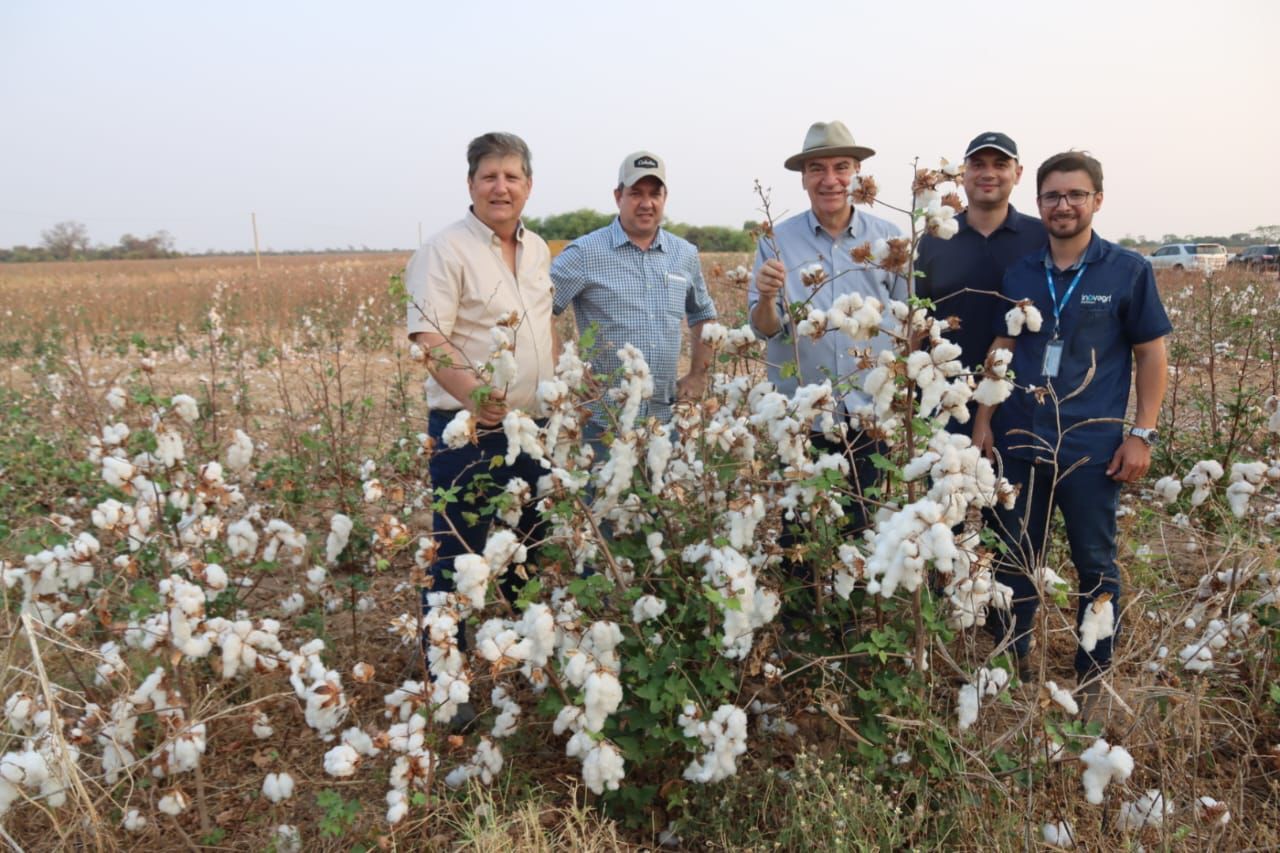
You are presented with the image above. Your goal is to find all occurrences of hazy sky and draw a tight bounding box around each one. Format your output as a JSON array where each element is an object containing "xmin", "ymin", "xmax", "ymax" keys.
[{"xmin": 2, "ymin": 0, "xmax": 1276, "ymax": 253}]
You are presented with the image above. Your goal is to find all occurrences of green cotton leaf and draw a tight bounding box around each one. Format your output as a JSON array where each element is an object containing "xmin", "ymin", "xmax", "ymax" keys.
[
  {"xmin": 869, "ymin": 452, "xmax": 900, "ymax": 474},
  {"xmin": 578, "ymin": 324, "xmax": 597, "ymax": 353},
  {"xmin": 489, "ymin": 454, "xmax": 506, "ymax": 469},
  {"xmin": 515, "ymin": 578, "xmax": 543, "ymax": 607},
  {"xmin": 780, "ymin": 360, "xmax": 798, "ymax": 379}
]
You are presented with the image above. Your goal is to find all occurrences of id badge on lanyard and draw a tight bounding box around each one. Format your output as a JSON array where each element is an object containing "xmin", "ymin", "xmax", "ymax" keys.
[
  {"xmin": 1043, "ymin": 262, "xmax": 1088, "ymax": 380},
  {"xmin": 1042, "ymin": 339, "xmax": 1064, "ymax": 378}
]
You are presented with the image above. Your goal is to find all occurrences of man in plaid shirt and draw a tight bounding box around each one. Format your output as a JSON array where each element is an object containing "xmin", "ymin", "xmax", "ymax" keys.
[{"xmin": 551, "ymin": 151, "xmax": 718, "ymax": 434}]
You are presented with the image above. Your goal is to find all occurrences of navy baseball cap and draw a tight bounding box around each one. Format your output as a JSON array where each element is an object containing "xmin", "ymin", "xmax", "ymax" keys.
[{"xmin": 964, "ymin": 132, "xmax": 1018, "ymax": 160}]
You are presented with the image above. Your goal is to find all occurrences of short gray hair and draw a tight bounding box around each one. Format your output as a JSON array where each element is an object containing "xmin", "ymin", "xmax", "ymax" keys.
[{"xmin": 466, "ymin": 132, "xmax": 532, "ymax": 180}]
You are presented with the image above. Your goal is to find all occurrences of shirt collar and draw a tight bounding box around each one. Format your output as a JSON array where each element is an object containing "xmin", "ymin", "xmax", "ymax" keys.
[
  {"xmin": 956, "ymin": 205, "xmax": 1027, "ymax": 236},
  {"xmin": 465, "ymin": 207, "xmax": 525, "ymax": 244},
  {"xmin": 1042, "ymin": 231, "xmax": 1104, "ymax": 271},
  {"xmin": 609, "ymin": 216, "xmax": 665, "ymax": 251},
  {"xmin": 805, "ymin": 207, "xmax": 858, "ymax": 239}
]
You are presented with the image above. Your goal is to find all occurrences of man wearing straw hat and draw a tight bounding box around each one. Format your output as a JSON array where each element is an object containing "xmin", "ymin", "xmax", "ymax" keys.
[{"xmin": 748, "ymin": 121, "xmax": 907, "ymax": 626}]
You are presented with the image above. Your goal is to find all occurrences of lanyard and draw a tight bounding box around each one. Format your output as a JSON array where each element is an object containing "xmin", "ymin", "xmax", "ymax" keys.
[{"xmin": 1045, "ymin": 262, "xmax": 1087, "ymax": 338}]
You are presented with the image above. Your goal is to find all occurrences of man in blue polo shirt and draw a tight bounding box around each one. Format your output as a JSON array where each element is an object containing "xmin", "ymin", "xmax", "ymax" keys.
[
  {"xmin": 916, "ymin": 131, "xmax": 1046, "ymax": 435},
  {"xmin": 551, "ymin": 151, "xmax": 718, "ymax": 437},
  {"xmin": 972, "ymin": 151, "xmax": 1170, "ymax": 710}
]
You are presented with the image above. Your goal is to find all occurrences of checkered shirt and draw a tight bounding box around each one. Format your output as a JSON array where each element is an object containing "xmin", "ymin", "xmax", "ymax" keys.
[{"xmin": 551, "ymin": 218, "xmax": 717, "ymax": 424}]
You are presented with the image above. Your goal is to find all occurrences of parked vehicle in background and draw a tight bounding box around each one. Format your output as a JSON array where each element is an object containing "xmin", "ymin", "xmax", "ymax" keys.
[
  {"xmin": 1228, "ymin": 244, "xmax": 1279, "ymax": 270},
  {"xmin": 1148, "ymin": 243, "xmax": 1229, "ymax": 272}
]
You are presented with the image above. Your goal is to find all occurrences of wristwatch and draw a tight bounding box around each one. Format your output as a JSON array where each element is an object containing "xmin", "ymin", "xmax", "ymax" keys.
[{"xmin": 1128, "ymin": 426, "xmax": 1159, "ymax": 446}]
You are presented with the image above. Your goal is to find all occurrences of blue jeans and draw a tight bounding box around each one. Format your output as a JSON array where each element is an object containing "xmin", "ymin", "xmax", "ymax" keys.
[
  {"xmin": 423, "ymin": 409, "xmax": 547, "ymax": 650},
  {"xmin": 986, "ymin": 455, "xmax": 1121, "ymax": 677}
]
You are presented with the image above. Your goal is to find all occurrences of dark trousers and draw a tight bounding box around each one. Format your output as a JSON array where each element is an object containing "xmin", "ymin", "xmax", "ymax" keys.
[
  {"xmin": 986, "ymin": 455, "xmax": 1121, "ymax": 677},
  {"xmin": 423, "ymin": 409, "xmax": 547, "ymax": 650},
  {"xmin": 781, "ymin": 427, "xmax": 885, "ymax": 619}
]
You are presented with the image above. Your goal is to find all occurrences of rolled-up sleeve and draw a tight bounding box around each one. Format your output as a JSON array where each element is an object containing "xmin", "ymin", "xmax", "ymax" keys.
[
  {"xmin": 685, "ymin": 258, "xmax": 718, "ymax": 325},
  {"xmin": 405, "ymin": 244, "xmax": 458, "ymax": 340}
]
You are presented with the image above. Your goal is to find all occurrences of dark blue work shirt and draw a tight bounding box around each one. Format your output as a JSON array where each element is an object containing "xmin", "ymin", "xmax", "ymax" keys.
[
  {"xmin": 991, "ymin": 233, "xmax": 1172, "ymax": 467},
  {"xmin": 915, "ymin": 206, "xmax": 1046, "ymax": 372}
]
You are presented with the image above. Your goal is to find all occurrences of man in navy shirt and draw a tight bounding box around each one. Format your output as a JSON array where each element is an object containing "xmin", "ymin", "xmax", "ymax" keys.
[
  {"xmin": 972, "ymin": 151, "xmax": 1170, "ymax": 713},
  {"xmin": 915, "ymin": 131, "xmax": 1046, "ymax": 435}
]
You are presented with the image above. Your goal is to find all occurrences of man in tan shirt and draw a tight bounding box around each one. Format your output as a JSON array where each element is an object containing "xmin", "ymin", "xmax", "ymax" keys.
[{"xmin": 406, "ymin": 131, "xmax": 556, "ymax": 688}]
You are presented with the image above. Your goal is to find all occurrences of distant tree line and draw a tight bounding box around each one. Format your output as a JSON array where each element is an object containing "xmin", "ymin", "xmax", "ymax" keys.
[
  {"xmin": 1118, "ymin": 225, "xmax": 1280, "ymax": 250},
  {"xmin": 0, "ymin": 221, "xmax": 180, "ymax": 262},
  {"xmin": 524, "ymin": 209, "xmax": 758, "ymax": 252}
]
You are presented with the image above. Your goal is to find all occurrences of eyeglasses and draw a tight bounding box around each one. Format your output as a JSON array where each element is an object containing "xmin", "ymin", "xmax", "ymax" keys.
[{"xmin": 1037, "ymin": 190, "xmax": 1096, "ymax": 208}]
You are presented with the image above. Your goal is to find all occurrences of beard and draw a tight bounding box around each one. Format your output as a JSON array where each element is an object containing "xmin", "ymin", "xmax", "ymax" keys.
[{"xmin": 1048, "ymin": 212, "xmax": 1090, "ymax": 240}]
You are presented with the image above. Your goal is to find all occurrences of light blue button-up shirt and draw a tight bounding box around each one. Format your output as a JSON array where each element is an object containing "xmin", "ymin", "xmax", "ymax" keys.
[
  {"xmin": 552, "ymin": 218, "xmax": 718, "ymax": 424},
  {"xmin": 748, "ymin": 207, "xmax": 906, "ymax": 412}
]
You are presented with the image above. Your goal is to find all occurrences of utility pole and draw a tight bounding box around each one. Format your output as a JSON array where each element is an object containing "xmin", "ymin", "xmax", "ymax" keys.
[{"xmin": 251, "ymin": 212, "xmax": 262, "ymax": 271}]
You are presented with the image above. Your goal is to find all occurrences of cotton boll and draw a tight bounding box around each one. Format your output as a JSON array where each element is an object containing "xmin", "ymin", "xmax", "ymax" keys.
[
  {"xmin": 252, "ymin": 712, "xmax": 274, "ymax": 739},
  {"xmin": 1042, "ymin": 820, "xmax": 1074, "ymax": 849},
  {"xmin": 280, "ymin": 593, "xmax": 305, "ymax": 616},
  {"xmin": 1225, "ymin": 480, "xmax": 1255, "ymax": 518},
  {"xmin": 1080, "ymin": 738, "xmax": 1134, "ymax": 804},
  {"xmin": 170, "ymin": 394, "xmax": 199, "ymax": 424},
  {"xmin": 323, "ymin": 744, "xmax": 360, "ymax": 777},
  {"xmin": 226, "ymin": 519, "xmax": 259, "ymax": 560},
  {"xmin": 226, "ymin": 429, "xmax": 254, "ymax": 473},
  {"xmin": 1078, "ymin": 596, "xmax": 1114, "ymax": 653},
  {"xmin": 1118, "ymin": 789, "xmax": 1172, "ymax": 830},
  {"xmin": 1183, "ymin": 460, "xmax": 1225, "ymax": 507},
  {"xmin": 386, "ymin": 788, "xmax": 409, "ymax": 824},
  {"xmin": 1195, "ymin": 795, "xmax": 1230, "ymax": 826},
  {"xmin": 274, "ymin": 825, "xmax": 302, "ymax": 853},
  {"xmin": 122, "ymin": 808, "xmax": 147, "ymax": 831},
  {"xmin": 1004, "ymin": 301, "xmax": 1042, "ymax": 336},
  {"xmin": 324, "ymin": 514, "xmax": 353, "ymax": 565},
  {"xmin": 679, "ymin": 704, "xmax": 750, "ymax": 783},
  {"xmin": 1153, "ymin": 476, "xmax": 1182, "ymax": 504},
  {"xmin": 583, "ymin": 671, "xmax": 623, "ymax": 733},
  {"xmin": 442, "ymin": 410, "xmax": 475, "ymax": 449},
  {"xmin": 956, "ymin": 684, "xmax": 979, "ymax": 731},
  {"xmin": 632, "ymin": 595, "xmax": 668, "ymax": 623},
  {"xmin": 1043, "ymin": 681, "xmax": 1079, "ymax": 715},
  {"xmin": 157, "ymin": 789, "xmax": 191, "ymax": 815},
  {"xmin": 578, "ymin": 740, "xmax": 625, "ymax": 795},
  {"xmin": 262, "ymin": 771, "xmax": 295, "ymax": 803}
]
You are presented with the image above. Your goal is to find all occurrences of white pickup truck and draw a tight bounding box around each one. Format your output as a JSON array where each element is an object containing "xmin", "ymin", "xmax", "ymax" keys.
[{"xmin": 1148, "ymin": 243, "xmax": 1229, "ymax": 273}]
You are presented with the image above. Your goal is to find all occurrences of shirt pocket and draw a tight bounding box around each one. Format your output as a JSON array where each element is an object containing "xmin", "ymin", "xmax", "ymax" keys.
[
  {"xmin": 1069, "ymin": 304, "xmax": 1115, "ymax": 364},
  {"xmin": 664, "ymin": 272, "xmax": 688, "ymax": 317}
]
